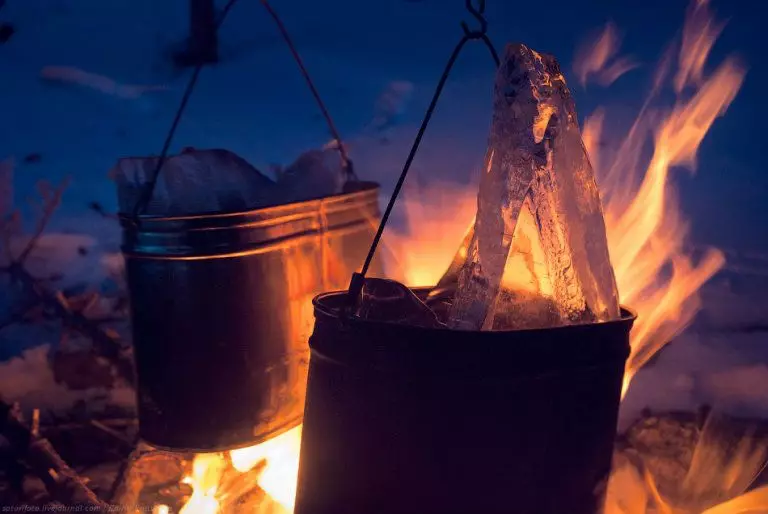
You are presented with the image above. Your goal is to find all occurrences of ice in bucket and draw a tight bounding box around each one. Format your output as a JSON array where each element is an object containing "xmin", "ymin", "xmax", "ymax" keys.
[{"xmin": 446, "ymin": 43, "xmax": 621, "ymax": 330}]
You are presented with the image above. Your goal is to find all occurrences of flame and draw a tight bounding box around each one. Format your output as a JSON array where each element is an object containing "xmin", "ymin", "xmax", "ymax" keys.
[
  {"xmin": 229, "ymin": 425, "xmax": 302, "ymax": 512},
  {"xmin": 179, "ymin": 453, "xmax": 225, "ymax": 514},
  {"xmin": 606, "ymin": 411, "xmax": 768, "ymax": 513},
  {"xmin": 172, "ymin": 2, "xmax": 759, "ymax": 513},
  {"xmin": 382, "ymin": 179, "xmax": 477, "ymax": 287},
  {"xmin": 594, "ymin": 0, "xmax": 745, "ymax": 396},
  {"xmin": 387, "ymin": 0, "xmax": 745, "ymax": 401},
  {"xmin": 573, "ymin": 21, "xmax": 639, "ymax": 87},
  {"xmin": 179, "ymin": 426, "xmax": 301, "ymax": 514}
]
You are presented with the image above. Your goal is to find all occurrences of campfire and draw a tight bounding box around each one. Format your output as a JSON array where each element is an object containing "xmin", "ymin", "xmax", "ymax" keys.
[
  {"xmin": 153, "ymin": 1, "xmax": 762, "ymax": 513},
  {"xmin": 0, "ymin": 0, "xmax": 763, "ymax": 513}
]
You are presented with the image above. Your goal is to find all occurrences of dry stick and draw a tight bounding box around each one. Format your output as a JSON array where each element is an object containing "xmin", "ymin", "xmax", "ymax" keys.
[
  {"xmin": 0, "ymin": 400, "xmax": 106, "ymax": 508},
  {"xmin": 89, "ymin": 420, "xmax": 135, "ymax": 449},
  {"xmin": 108, "ymin": 450, "xmax": 139, "ymax": 506}
]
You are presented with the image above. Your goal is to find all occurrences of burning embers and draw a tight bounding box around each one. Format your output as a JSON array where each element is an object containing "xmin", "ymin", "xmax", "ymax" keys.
[{"xmin": 176, "ymin": 426, "xmax": 302, "ymax": 513}]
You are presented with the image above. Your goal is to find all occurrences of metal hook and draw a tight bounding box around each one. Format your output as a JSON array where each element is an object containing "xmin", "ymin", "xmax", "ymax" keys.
[{"xmin": 461, "ymin": 0, "xmax": 488, "ymax": 38}]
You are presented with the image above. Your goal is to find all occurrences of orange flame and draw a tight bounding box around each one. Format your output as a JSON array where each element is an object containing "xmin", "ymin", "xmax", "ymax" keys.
[
  {"xmin": 179, "ymin": 453, "xmax": 225, "ymax": 514},
  {"xmin": 592, "ymin": 0, "xmax": 745, "ymax": 396},
  {"xmin": 179, "ymin": 426, "xmax": 301, "ymax": 514},
  {"xmin": 381, "ymin": 180, "xmax": 477, "ymax": 287},
  {"xmin": 173, "ymin": 2, "xmax": 758, "ymax": 513},
  {"xmin": 573, "ymin": 21, "xmax": 639, "ymax": 87},
  {"xmin": 606, "ymin": 411, "xmax": 768, "ymax": 513},
  {"xmin": 387, "ymin": 0, "xmax": 746, "ymax": 400},
  {"xmin": 229, "ymin": 425, "xmax": 302, "ymax": 512}
]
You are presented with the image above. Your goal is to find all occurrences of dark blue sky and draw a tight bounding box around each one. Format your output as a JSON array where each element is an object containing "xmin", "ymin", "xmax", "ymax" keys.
[
  {"xmin": 2, "ymin": 0, "xmax": 765, "ymax": 254},
  {"xmin": 339, "ymin": 0, "xmax": 766, "ymax": 254},
  {"xmin": 218, "ymin": 0, "xmax": 766, "ymax": 253}
]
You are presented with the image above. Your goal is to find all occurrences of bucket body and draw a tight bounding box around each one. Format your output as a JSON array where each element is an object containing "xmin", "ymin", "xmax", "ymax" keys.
[
  {"xmin": 295, "ymin": 290, "xmax": 635, "ymax": 514},
  {"xmin": 121, "ymin": 182, "xmax": 382, "ymax": 451}
]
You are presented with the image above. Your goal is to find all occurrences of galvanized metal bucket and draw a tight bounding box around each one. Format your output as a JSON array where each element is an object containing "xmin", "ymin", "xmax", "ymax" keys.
[
  {"xmin": 295, "ymin": 289, "xmax": 635, "ymax": 514},
  {"xmin": 121, "ymin": 181, "xmax": 382, "ymax": 452}
]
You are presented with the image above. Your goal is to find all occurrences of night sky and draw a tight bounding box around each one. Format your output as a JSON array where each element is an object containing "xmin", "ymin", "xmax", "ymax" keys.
[{"xmin": 1, "ymin": 0, "xmax": 766, "ymax": 254}]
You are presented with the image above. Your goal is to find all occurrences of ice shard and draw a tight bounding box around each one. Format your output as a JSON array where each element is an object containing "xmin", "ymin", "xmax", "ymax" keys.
[{"xmin": 448, "ymin": 43, "xmax": 620, "ymax": 330}]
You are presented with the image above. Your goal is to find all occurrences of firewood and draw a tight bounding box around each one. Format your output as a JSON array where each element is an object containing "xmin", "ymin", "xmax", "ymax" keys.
[
  {"xmin": 0, "ymin": 399, "xmax": 105, "ymax": 508},
  {"xmin": 110, "ymin": 443, "xmax": 186, "ymax": 509}
]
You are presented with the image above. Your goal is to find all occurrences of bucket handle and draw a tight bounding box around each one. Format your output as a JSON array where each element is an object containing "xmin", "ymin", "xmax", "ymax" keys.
[
  {"xmin": 348, "ymin": 0, "xmax": 500, "ymax": 305},
  {"xmin": 131, "ymin": 0, "xmax": 355, "ymax": 221}
]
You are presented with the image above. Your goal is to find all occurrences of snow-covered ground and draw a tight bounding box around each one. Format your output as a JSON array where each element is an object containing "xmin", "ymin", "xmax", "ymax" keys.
[{"xmin": 1, "ymin": 0, "xmax": 766, "ymax": 421}]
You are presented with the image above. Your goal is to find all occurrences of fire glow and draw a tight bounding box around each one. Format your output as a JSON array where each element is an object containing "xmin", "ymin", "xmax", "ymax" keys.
[{"xmin": 175, "ymin": 1, "xmax": 764, "ymax": 513}]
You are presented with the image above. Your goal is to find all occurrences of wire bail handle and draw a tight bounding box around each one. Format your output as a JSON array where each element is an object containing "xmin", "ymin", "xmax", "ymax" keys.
[
  {"xmin": 130, "ymin": 0, "xmax": 355, "ymax": 223},
  {"xmin": 347, "ymin": 0, "xmax": 500, "ymax": 306}
]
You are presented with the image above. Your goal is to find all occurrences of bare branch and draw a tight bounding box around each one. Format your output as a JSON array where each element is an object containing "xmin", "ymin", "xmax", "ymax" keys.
[
  {"xmin": 6, "ymin": 263, "xmax": 135, "ymax": 386},
  {"xmin": 89, "ymin": 419, "xmax": 134, "ymax": 449}
]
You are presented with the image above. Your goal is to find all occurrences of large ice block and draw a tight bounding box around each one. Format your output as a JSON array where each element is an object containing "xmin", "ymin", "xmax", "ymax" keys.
[
  {"xmin": 111, "ymin": 148, "xmax": 278, "ymax": 215},
  {"xmin": 274, "ymin": 145, "xmax": 347, "ymax": 203},
  {"xmin": 448, "ymin": 43, "xmax": 620, "ymax": 330}
]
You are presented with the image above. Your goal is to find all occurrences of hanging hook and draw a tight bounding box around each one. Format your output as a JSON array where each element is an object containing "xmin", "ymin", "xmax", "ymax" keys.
[{"xmin": 461, "ymin": 0, "xmax": 488, "ymax": 38}]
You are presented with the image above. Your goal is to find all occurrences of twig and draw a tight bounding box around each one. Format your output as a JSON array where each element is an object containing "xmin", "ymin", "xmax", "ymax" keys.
[
  {"xmin": 0, "ymin": 175, "xmax": 134, "ymax": 388},
  {"xmin": 108, "ymin": 457, "xmax": 136, "ymax": 506},
  {"xmin": 87, "ymin": 201, "xmax": 119, "ymax": 220},
  {"xmin": 89, "ymin": 419, "xmax": 134, "ymax": 449},
  {"xmin": 0, "ymin": 399, "xmax": 106, "ymax": 508},
  {"xmin": 31, "ymin": 409, "xmax": 39, "ymax": 437},
  {"xmin": 40, "ymin": 418, "xmax": 137, "ymax": 433}
]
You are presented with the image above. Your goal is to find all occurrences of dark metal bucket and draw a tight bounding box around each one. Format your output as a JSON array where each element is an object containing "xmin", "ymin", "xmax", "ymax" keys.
[
  {"xmin": 295, "ymin": 289, "xmax": 636, "ymax": 514},
  {"xmin": 120, "ymin": 182, "xmax": 382, "ymax": 452}
]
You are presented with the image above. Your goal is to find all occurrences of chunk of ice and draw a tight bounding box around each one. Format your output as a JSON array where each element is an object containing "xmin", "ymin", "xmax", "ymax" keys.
[
  {"xmin": 448, "ymin": 43, "xmax": 620, "ymax": 330},
  {"xmin": 111, "ymin": 148, "xmax": 278, "ymax": 216},
  {"xmin": 274, "ymin": 145, "xmax": 347, "ymax": 203}
]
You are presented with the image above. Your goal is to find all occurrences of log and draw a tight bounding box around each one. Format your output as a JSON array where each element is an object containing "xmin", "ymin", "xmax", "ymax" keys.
[{"xmin": 0, "ymin": 400, "xmax": 106, "ymax": 508}]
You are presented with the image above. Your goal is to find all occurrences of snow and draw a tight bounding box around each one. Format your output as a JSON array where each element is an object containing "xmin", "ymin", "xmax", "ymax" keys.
[
  {"xmin": 0, "ymin": 345, "xmax": 135, "ymax": 416},
  {"xmin": 620, "ymin": 330, "xmax": 768, "ymax": 431},
  {"xmin": 0, "ymin": 0, "xmax": 765, "ymax": 418}
]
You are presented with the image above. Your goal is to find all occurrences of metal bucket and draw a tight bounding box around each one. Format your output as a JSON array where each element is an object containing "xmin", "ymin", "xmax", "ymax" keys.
[
  {"xmin": 121, "ymin": 182, "xmax": 382, "ymax": 452},
  {"xmin": 295, "ymin": 289, "xmax": 636, "ymax": 514}
]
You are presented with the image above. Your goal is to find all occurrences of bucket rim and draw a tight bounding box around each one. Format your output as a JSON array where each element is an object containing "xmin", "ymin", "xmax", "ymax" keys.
[
  {"xmin": 313, "ymin": 287, "xmax": 637, "ymax": 335},
  {"xmin": 118, "ymin": 180, "xmax": 380, "ymax": 225}
]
